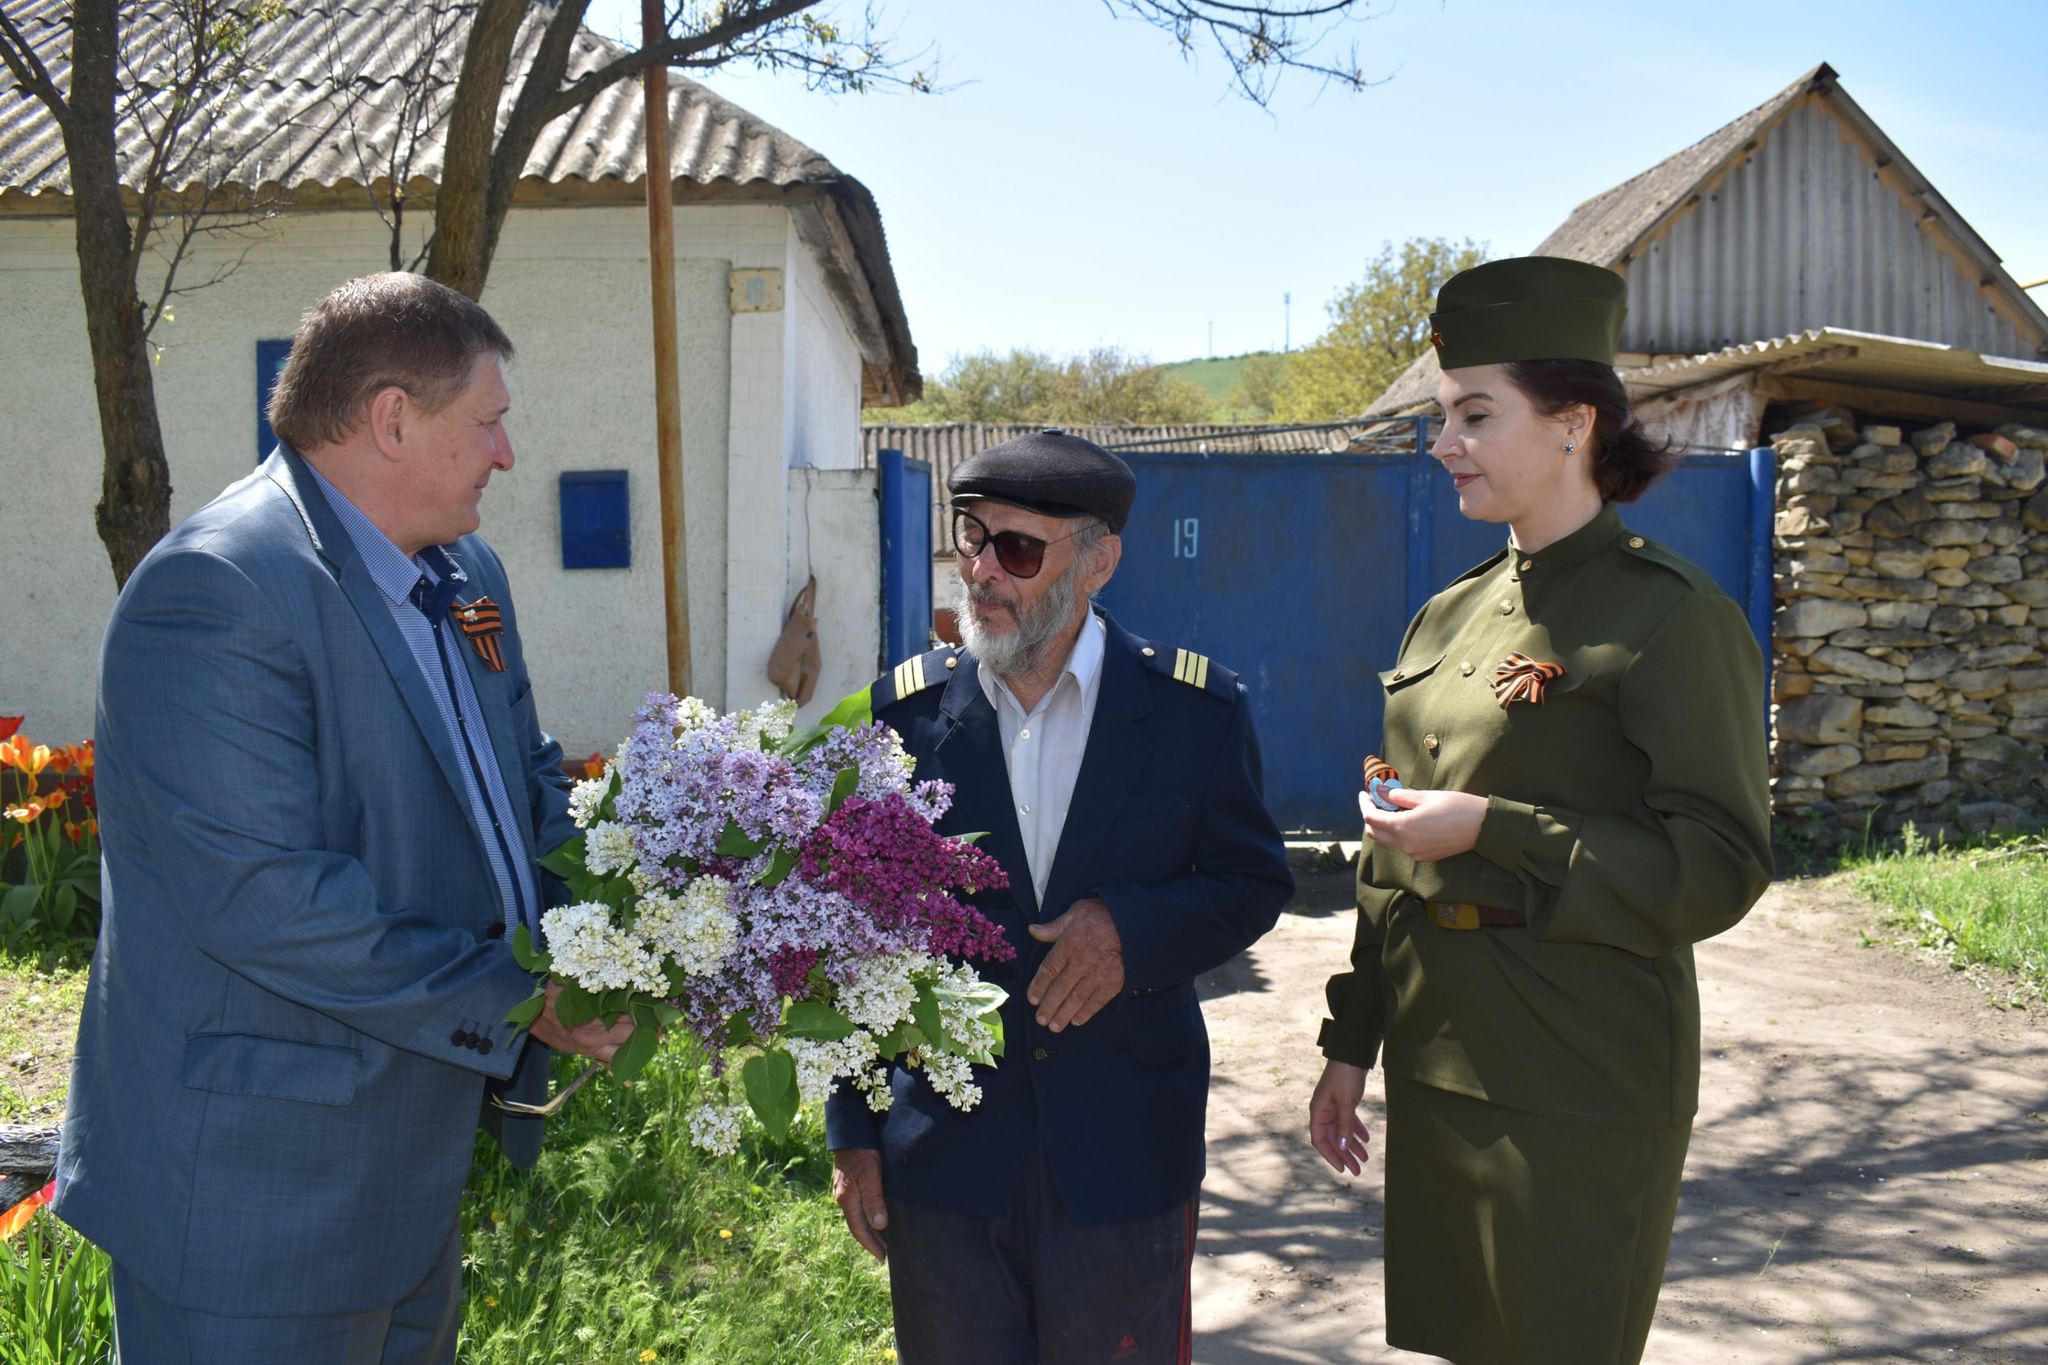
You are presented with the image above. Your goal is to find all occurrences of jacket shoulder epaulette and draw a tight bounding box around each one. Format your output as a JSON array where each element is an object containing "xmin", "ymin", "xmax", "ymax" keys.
[
  {"xmin": 1616, "ymin": 529, "xmax": 1723, "ymax": 598},
  {"xmin": 871, "ymin": 645, "xmax": 960, "ymax": 709},
  {"xmin": 1136, "ymin": 641, "xmax": 1240, "ymax": 700}
]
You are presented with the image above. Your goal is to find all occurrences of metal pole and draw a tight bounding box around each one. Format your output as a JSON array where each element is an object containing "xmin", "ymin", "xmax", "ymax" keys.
[{"xmin": 644, "ymin": 0, "xmax": 691, "ymax": 697}]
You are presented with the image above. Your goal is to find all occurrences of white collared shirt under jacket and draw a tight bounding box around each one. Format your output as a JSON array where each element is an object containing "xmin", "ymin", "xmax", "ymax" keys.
[{"xmin": 974, "ymin": 612, "xmax": 1107, "ymax": 907}]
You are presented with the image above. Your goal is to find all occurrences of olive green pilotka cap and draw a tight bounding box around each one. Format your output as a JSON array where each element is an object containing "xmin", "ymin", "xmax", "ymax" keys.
[{"xmin": 1428, "ymin": 256, "xmax": 1628, "ymax": 369}]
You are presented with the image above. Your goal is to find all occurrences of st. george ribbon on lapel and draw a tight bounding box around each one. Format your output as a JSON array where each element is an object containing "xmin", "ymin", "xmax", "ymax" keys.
[{"xmin": 453, "ymin": 597, "xmax": 507, "ymax": 672}]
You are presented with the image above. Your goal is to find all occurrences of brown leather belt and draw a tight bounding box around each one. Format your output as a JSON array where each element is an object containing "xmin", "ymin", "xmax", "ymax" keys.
[{"xmin": 1426, "ymin": 901, "xmax": 1526, "ymax": 931}]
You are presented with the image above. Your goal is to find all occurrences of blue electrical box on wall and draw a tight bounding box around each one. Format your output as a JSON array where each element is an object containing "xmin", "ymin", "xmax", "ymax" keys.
[
  {"xmin": 559, "ymin": 470, "xmax": 631, "ymax": 569},
  {"xmin": 256, "ymin": 338, "xmax": 293, "ymax": 459}
]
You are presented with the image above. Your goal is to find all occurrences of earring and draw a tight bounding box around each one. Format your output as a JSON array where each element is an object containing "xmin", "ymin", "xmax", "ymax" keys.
[{"xmin": 1563, "ymin": 441, "xmax": 1576, "ymax": 455}]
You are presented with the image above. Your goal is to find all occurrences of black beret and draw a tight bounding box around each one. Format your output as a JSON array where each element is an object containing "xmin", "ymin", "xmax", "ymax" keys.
[
  {"xmin": 948, "ymin": 429, "xmax": 1137, "ymax": 533},
  {"xmin": 1428, "ymin": 256, "xmax": 1627, "ymax": 370}
]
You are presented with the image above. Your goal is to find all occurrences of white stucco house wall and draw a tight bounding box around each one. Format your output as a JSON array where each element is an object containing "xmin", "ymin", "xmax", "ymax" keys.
[{"xmin": 0, "ymin": 1, "xmax": 921, "ymax": 756}]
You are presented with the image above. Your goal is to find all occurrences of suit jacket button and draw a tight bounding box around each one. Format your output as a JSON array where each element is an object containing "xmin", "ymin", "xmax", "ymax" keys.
[
  {"xmin": 451, "ymin": 1028, "xmax": 469, "ymax": 1047},
  {"xmin": 477, "ymin": 1037, "xmax": 495, "ymax": 1056},
  {"xmin": 486, "ymin": 921, "xmax": 507, "ymax": 939},
  {"xmin": 1031, "ymin": 1046, "xmax": 1049, "ymax": 1062}
]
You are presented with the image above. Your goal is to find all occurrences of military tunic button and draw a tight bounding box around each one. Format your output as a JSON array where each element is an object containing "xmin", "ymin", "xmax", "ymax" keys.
[
  {"xmin": 1629, "ymin": 536, "xmax": 1646, "ymax": 549},
  {"xmin": 1459, "ymin": 661, "xmax": 1475, "ymax": 676},
  {"xmin": 1499, "ymin": 600, "xmax": 1515, "ymax": 615},
  {"xmin": 945, "ymin": 656, "xmax": 959, "ymax": 669},
  {"xmin": 1031, "ymin": 1046, "xmax": 1049, "ymax": 1062},
  {"xmin": 1424, "ymin": 734, "xmax": 1440, "ymax": 753},
  {"xmin": 1520, "ymin": 559, "xmax": 1534, "ymax": 572},
  {"xmin": 1140, "ymin": 646, "xmax": 1155, "ymax": 657}
]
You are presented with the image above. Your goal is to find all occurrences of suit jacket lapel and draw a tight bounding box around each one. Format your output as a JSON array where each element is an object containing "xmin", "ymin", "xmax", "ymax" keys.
[
  {"xmin": 445, "ymin": 547, "xmax": 538, "ymax": 875},
  {"xmin": 266, "ymin": 449, "xmax": 491, "ymax": 864},
  {"xmin": 1040, "ymin": 614, "xmax": 1153, "ymax": 917},
  {"xmin": 934, "ymin": 658, "xmax": 1037, "ymax": 922}
]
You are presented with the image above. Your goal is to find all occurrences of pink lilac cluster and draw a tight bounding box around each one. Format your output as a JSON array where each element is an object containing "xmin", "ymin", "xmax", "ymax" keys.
[
  {"xmin": 798, "ymin": 795, "xmax": 1015, "ymax": 964},
  {"xmin": 607, "ymin": 694, "xmax": 1012, "ymax": 1058}
]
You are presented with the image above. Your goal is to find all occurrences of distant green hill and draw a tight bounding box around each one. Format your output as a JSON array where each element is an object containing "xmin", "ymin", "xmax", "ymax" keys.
[{"xmin": 1159, "ymin": 352, "xmax": 1281, "ymax": 420}]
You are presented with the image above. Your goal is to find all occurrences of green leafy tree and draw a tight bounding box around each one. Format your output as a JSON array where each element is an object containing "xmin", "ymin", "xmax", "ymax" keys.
[
  {"xmin": 879, "ymin": 347, "xmax": 1214, "ymax": 426},
  {"xmin": 1272, "ymin": 236, "xmax": 1486, "ymax": 421},
  {"xmin": 1225, "ymin": 351, "xmax": 1290, "ymax": 419}
]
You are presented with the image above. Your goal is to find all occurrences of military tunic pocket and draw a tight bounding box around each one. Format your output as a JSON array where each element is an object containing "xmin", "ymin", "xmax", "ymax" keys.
[{"xmin": 1379, "ymin": 653, "xmax": 1447, "ymax": 693}]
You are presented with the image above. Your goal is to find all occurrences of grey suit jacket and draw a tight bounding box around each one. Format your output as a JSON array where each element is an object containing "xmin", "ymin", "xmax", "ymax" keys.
[{"xmin": 54, "ymin": 446, "xmax": 573, "ymax": 1316}]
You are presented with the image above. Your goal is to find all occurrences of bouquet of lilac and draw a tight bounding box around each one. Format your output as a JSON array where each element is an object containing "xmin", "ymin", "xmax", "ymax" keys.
[{"xmin": 505, "ymin": 689, "xmax": 1015, "ymax": 1152}]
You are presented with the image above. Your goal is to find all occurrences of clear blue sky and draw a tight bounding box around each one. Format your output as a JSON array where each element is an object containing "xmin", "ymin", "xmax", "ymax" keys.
[{"xmin": 584, "ymin": 0, "xmax": 2048, "ymax": 373}]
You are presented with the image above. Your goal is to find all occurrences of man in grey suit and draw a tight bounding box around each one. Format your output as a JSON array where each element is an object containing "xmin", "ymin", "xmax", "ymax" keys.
[{"xmin": 55, "ymin": 273, "xmax": 631, "ymax": 1363}]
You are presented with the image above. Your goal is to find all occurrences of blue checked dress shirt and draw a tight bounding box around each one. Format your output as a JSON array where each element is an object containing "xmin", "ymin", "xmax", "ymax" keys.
[{"xmin": 304, "ymin": 461, "xmax": 538, "ymax": 935}]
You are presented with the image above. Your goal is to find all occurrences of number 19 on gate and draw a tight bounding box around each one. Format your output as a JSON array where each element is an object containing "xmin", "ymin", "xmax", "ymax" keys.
[{"xmin": 1171, "ymin": 516, "xmax": 1199, "ymax": 560}]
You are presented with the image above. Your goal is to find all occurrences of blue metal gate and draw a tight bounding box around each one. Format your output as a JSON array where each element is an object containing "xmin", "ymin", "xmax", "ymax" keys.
[
  {"xmin": 877, "ymin": 447, "xmax": 934, "ymax": 669},
  {"xmin": 1095, "ymin": 423, "xmax": 1775, "ymax": 830}
]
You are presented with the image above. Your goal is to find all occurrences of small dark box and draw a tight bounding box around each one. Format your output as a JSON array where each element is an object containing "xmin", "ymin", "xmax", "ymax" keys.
[{"xmin": 559, "ymin": 470, "xmax": 630, "ymax": 569}]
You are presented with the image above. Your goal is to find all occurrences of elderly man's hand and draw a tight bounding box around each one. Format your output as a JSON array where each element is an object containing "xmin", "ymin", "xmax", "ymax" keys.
[
  {"xmin": 1026, "ymin": 898, "xmax": 1126, "ymax": 1032},
  {"xmin": 831, "ymin": 1148, "xmax": 890, "ymax": 1262}
]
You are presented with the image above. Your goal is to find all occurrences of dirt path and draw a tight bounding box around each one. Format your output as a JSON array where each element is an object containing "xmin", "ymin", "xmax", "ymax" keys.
[{"xmin": 1188, "ymin": 866, "xmax": 2048, "ymax": 1364}]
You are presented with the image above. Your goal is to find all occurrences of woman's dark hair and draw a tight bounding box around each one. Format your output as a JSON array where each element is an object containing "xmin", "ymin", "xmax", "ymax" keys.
[{"xmin": 1500, "ymin": 359, "xmax": 1676, "ymax": 504}]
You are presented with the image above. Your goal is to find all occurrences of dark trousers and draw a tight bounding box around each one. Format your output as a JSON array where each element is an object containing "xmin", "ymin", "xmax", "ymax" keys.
[
  {"xmin": 885, "ymin": 1148, "xmax": 1198, "ymax": 1365},
  {"xmin": 112, "ymin": 1221, "xmax": 462, "ymax": 1365}
]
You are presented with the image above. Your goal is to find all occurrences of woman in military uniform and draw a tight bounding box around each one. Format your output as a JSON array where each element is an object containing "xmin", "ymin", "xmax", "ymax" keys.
[{"xmin": 1306, "ymin": 257, "xmax": 1774, "ymax": 1364}]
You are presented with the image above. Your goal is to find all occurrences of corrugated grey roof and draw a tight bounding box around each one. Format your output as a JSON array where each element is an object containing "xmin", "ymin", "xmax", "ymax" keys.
[
  {"xmin": 1528, "ymin": 66, "xmax": 1822, "ymax": 267},
  {"xmin": 0, "ymin": 0, "xmax": 918, "ymax": 398},
  {"xmin": 0, "ymin": 0, "xmax": 832, "ymax": 195}
]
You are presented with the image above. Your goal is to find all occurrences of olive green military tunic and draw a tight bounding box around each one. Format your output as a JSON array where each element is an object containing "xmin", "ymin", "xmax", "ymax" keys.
[{"xmin": 1320, "ymin": 504, "xmax": 1773, "ymax": 1365}]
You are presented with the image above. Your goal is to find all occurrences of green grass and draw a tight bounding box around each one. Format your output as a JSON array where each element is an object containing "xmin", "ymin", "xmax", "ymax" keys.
[
  {"xmin": 0, "ymin": 995, "xmax": 894, "ymax": 1364},
  {"xmin": 1846, "ymin": 826, "xmax": 2048, "ymax": 1002},
  {"xmin": 458, "ymin": 1048, "xmax": 893, "ymax": 1364},
  {"xmin": 1158, "ymin": 354, "xmax": 1261, "ymax": 403},
  {"xmin": 0, "ymin": 950, "xmax": 88, "ymax": 1122}
]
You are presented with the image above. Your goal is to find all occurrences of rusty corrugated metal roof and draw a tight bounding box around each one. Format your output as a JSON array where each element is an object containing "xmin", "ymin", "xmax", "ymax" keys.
[
  {"xmin": 0, "ymin": 0, "xmax": 919, "ymax": 399},
  {"xmin": 1625, "ymin": 328, "xmax": 2048, "ymax": 412}
]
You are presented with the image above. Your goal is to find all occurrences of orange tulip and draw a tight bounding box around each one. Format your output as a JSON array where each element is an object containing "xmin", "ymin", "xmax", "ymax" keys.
[
  {"xmin": 86, "ymin": 817, "xmax": 99, "ymax": 837},
  {"xmin": 1, "ymin": 738, "xmax": 50, "ymax": 777},
  {"xmin": 64, "ymin": 821, "xmax": 84, "ymax": 843},
  {"xmin": 4, "ymin": 800, "xmax": 44, "ymax": 824},
  {"xmin": 42, "ymin": 788, "xmax": 67, "ymax": 812}
]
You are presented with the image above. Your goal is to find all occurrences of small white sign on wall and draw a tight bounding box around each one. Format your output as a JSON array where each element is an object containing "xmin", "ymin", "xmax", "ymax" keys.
[{"xmin": 730, "ymin": 268, "xmax": 784, "ymax": 313}]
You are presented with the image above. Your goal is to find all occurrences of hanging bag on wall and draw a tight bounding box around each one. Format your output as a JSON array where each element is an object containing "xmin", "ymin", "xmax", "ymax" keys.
[{"xmin": 767, "ymin": 575, "xmax": 823, "ymax": 705}]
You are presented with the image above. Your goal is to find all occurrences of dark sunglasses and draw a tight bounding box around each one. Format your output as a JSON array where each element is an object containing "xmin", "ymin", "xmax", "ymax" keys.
[{"xmin": 951, "ymin": 506, "xmax": 1096, "ymax": 580}]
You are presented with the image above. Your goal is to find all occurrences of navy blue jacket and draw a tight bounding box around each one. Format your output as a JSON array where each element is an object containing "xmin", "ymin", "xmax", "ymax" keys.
[{"xmin": 824, "ymin": 610, "xmax": 1292, "ymax": 1224}]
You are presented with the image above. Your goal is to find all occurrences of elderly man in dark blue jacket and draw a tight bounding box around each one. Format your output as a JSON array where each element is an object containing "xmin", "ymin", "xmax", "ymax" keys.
[{"xmin": 826, "ymin": 431, "xmax": 1292, "ymax": 1365}]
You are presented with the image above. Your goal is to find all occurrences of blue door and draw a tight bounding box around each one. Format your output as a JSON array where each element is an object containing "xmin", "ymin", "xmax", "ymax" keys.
[
  {"xmin": 878, "ymin": 448, "xmax": 934, "ymax": 668},
  {"xmin": 1096, "ymin": 441, "xmax": 1774, "ymax": 830}
]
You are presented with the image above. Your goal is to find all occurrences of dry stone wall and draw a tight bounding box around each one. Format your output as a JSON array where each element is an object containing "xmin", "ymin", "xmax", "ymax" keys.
[{"xmin": 1771, "ymin": 416, "xmax": 2048, "ymax": 836}]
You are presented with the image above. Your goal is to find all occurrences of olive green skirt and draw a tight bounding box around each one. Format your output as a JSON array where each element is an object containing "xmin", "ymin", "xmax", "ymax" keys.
[{"xmin": 1383, "ymin": 1075, "xmax": 1691, "ymax": 1365}]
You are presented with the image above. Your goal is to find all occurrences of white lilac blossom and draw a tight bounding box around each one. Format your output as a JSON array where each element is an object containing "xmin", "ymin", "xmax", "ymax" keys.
[
  {"xmin": 541, "ymin": 902, "xmax": 668, "ymax": 995},
  {"xmin": 687, "ymin": 1103, "xmax": 745, "ymax": 1156},
  {"xmin": 567, "ymin": 772, "xmax": 611, "ymax": 829},
  {"xmin": 582, "ymin": 821, "xmax": 637, "ymax": 876}
]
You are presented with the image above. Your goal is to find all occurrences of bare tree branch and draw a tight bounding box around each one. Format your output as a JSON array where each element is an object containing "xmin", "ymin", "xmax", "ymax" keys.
[
  {"xmin": 1103, "ymin": 0, "xmax": 1383, "ymax": 105},
  {"xmin": 0, "ymin": 4, "xmax": 72, "ymax": 129}
]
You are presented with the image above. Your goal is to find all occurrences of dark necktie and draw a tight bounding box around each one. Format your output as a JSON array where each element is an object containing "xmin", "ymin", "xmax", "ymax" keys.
[{"xmin": 409, "ymin": 545, "xmax": 467, "ymax": 623}]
